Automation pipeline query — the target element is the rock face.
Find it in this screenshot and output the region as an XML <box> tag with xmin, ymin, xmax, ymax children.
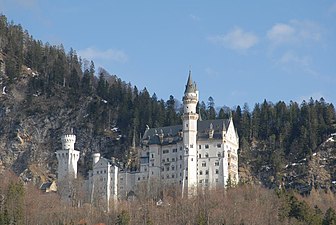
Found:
<box><xmin>0</xmin><ymin>69</ymin><xmax>127</xmax><ymax>184</ymax></box>
<box><xmin>238</xmin><ymin>135</ymin><xmax>336</xmax><ymax>193</ymax></box>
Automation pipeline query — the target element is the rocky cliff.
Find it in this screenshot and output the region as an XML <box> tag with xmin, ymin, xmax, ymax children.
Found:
<box><xmin>0</xmin><ymin>66</ymin><xmax>128</xmax><ymax>185</ymax></box>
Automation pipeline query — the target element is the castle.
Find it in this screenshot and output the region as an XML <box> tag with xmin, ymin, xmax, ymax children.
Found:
<box><xmin>56</xmin><ymin>71</ymin><xmax>239</xmax><ymax>211</ymax></box>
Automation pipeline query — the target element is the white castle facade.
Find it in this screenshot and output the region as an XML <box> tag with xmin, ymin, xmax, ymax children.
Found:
<box><xmin>56</xmin><ymin>72</ymin><xmax>239</xmax><ymax>211</ymax></box>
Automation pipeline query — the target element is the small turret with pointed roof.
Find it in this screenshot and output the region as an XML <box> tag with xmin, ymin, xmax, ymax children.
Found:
<box><xmin>184</xmin><ymin>70</ymin><xmax>197</xmax><ymax>94</ymax></box>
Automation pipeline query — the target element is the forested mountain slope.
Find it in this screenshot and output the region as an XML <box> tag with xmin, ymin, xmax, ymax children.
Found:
<box><xmin>0</xmin><ymin>15</ymin><xmax>336</xmax><ymax>192</ymax></box>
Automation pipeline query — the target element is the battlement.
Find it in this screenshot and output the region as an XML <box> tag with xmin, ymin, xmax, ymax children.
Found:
<box><xmin>61</xmin><ymin>134</ymin><xmax>76</xmax><ymax>142</ymax></box>
<box><xmin>61</xmin><ymin>134</ymin><xmax>76</xmax><ymax>151</ymax></box>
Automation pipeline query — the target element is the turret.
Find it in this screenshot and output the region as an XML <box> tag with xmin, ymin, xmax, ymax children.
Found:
<box><xmin>92</xmin><ymin>152</ymin><xmax>101</xmax><ymax>167</ymax></box>
<box><xmin>56</xmin><ymin>134</ymin><xmax>80</xmax><ymax>181</ymax></box>
<box><xmin>182</xmin><ymin>70</ymin><xmax>199</xmax><ymax>197</ymax></box>
<box><xmin>61</xmin><ymin>134</ymin><xmax>76</xmax><ymax>150</ymax></box>
<box><xmin>183</xmin><ymin>70</ymin><xmax>198</xmax><ymax>114</ymax></box>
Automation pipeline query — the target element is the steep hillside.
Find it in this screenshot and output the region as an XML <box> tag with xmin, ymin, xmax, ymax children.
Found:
<box><xmin>0</xmin><ymin>66</ymin><xmax>126</xmax><ymax>183</ymax></box>
<box><xmin>1</xmin><ymin>14</ymin><xmax>336</xmax><ymax>193</ymax></box>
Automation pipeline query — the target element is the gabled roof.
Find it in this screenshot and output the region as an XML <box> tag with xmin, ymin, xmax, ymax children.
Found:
<box><xmin>93</xmin><ymin>157</ymin><xmax>119</xmax><ymax>168</ymax></box>
<box><xmin>141</xmin><ymin>119</ymin><xmax>231</xmax><ymax>145</ymax></box>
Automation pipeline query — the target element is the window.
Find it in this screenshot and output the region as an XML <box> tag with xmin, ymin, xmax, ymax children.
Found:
<box><xmin>215</xmin><ymin>161</ymin><xmax>219</xmax><ymax>166</ymax></box>
<box><xmin>172</xmin><ymin>166</ymin><xmax>175</xmax><ymax>171</ymax></box>
<box><xmin>190</xmin><ymin>144</ymin><xmax>193</xmax><ymax>148</ymax></box>
<box><xmin>152</xmin><ymin>163</ymin><xmax>154</xmax><ymax>167</ymax></box>
<box><xmin>172</xmin><ymin>158</ymin><xmax>175</xmax><ymax>162</ymax></box>
<box><xmin>180</xmin><ymin>164</ymin><xmax>182</xmax><ymax>169</ymax></box>
<box><xmin>163</xmin><ymin>149</ymin><xmax>169</xmax><ymax>154</ymax></box>
<box><xmin>199</xmin><ymin>145</ymin><xmax>202</xmax><ymax>149</ymax></box>
<box><xmin>199</xmin><ymin>170</ymin><xmax>203</xmax><ymax>175</ymax></box>
<box><xmin>218</xmin><ymin>152</ymin><xmax>221</xmax><ymax>157</ymax></box>
<box><xmin>167</xmin><ymin>158</ymin><xmax>169</xmax><ymax>162</ymax></box>
<box><xmin>180</xmin><ymin>155</ymin><xmax>182</xmax><ymax>160</ymax></box>
<box><xmin>151</xmin><ymin>154</ymin><xmax>154</xmax><ymax>158</ymax></box>
<box><xmin>173</xmin><ymin>148</ymin><xmax>177</xmax><ymax>153</ymax></box>
<box><xmin>180</xmin><ymin>147</ymin><xmax>183</xmax><ymax>150</ymax></box>
<box><xmin>199</xmin><ymin>154</ymin><xmax>201</xmax><ymax>158</ymax></box>
<box><xmin>191</xmin><ymin>158</ymin><xmax>193</xmax><ymax>161</ymax></box>
<box><xmin>216</xmin><ymin>178</ymin><xmax>218</xmax><ymax>182</ymax></box>
<box><xmin>217</xmin><ymin>143</ymin><xmax>221</xmax><ymax>148</ymax></box>
<box><xmin>186</xmin><ymin>123</ymin><xmax>188</xmax><ymax>128</ymax></box>
<box><xmin>166</xmin><ymin>166</ymin><xmax>170</xmax><ymax>171</ymax></box>
<box><xmin>205</xmin><ymin>153</ymin><xmax>209</xmax><ymax>158</ymax></box>
<box><xmin>120</xmin><ymin>177</ymin><xmax>124</xmax><ymax>181</ymax></box>
<box><xmin>205</xmin><ymin>170</ymin><xmax>209</xmax><ymax>175</ymax></box>
<box><xmin>199</xmin><ymin>179</ymin><xmax>203</xmax><ymax>183</ymax></box>
<box><xmin>162</xmin><ymin>159</ymin><xmax>165</xmax><ymax>162</ymax></box>
<box><xmin>216</xmin><ymin>169</ymin><xmax>219</xmax><ymax>174</ymax></box>
<box><xmin>172</xmin><ymin>174</ymin><xmax>175</xmax><ymax>178</ymax></box>
<box><xmin>202</xmin><ymin>162</ymin><xmax>206</xmax><ymax>167</ymax></box>
<box><xmin>138</xmin><ymin>177</ymin><xmax>140</xmax><ymax>181</ymax></box>
<box><xmin>205</xmin><ymin>144</ymin><xmax>209</xmax><ymax>149</ymax></box>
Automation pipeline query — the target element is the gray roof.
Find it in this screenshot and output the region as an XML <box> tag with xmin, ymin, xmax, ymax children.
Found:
<box><xmin>40</xmin><ymin>182</ymin><xmax>52</xmax><ymax>190</ymax></box>
<box><xmin>184</xmin><ymin>71</ymin><xmax>197</xmax><ymax>94</ymax></box>
<box><xmin>142</xmin><ymin>119</ymin><xmax>230</xmax><ymax>145</ymax></box>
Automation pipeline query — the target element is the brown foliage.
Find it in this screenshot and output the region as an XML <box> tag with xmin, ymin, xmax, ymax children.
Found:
<box><xmin>2</xmin><ymin>169</ymin><xmax>336</xmax><ymax>225</ymax></box>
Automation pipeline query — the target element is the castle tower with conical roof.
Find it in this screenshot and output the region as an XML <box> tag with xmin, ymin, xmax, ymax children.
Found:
<box><xmin>182</xmin><ymin>70</ymin><xmax>199</xmax><ymax>197</ymax></box>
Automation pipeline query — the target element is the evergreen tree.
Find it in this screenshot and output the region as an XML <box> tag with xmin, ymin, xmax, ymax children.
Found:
<box><xmin>207</xmin><ymin>96</ymin><xmax>216</xmax><ymax>119</ymax></box>
<box><xmin>323</xmin><ymin>208</ymin><xmax>336</xmax><ymax>225</ymax></box>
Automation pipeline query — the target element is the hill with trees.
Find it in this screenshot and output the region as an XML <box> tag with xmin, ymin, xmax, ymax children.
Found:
<box><xmin>0</xmin><ymin>14</ymin><xmax>336</xmax><ymax>196</ymax></box>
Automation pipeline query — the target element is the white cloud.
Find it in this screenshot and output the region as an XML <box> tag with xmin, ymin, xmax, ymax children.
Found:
<box><xmin>208</xmin><ymin>27</ymin><xmax>259</xmax><ymax>51</ymax></box>
<box><xmin>78</xmin><ymin>47</ymin><xmax>128</xmax><ymax>63</ymax></box>
<box><xmin>189</xmin><ymin>14</ymin><xmax>200</xmax><ymax>21</ymax></box>
<box><xmin>267</xmin><ymin>23</ymin><xmax>295</xmax><ymax>44</ymax></box>
<box><xmin>267</xmin><ymin>20</ymin><xmax>322</xmax><ymax>46</ymax></box>
<box><xmin>278</xmin><ymin>51</ymin><xmax>311</xmax><ymax>67</ymax></box>
<box><xmin>276</xmin><ymin>50</ymin><xmax>321</xmax><ymax>78</ymax></box>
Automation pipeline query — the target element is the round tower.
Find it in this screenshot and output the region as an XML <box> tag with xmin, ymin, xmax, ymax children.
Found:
<box><xmin>92</xmin><ymin>152</ymin><xmax>101</xmax><ymax>167</ymax></box>
<box><xmin>182</xmin><ymin>71</ymin><xmax>199</xmax><ymax>197</ymax></box>
<box><xmin>61</xmin><ymin>134</ymin><xmax>76</xmax><ymax>150</ymax></box>
<box><xmin>56</xmin><ymin>134</ymin><xmax>80</xmax><ymax>181</ymax></box>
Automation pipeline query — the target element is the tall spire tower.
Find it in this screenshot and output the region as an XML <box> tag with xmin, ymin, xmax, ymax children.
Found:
<box><xmin>182</xmin><ymin>70</ymin><xmax>199</xmax><ymax>197</ymax></box>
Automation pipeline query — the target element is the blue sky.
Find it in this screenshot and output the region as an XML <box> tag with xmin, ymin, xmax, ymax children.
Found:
<box><xmin>1</xmin><ymin>0</ymin><xmax>336</xmax><ymax>108</ymax></box>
